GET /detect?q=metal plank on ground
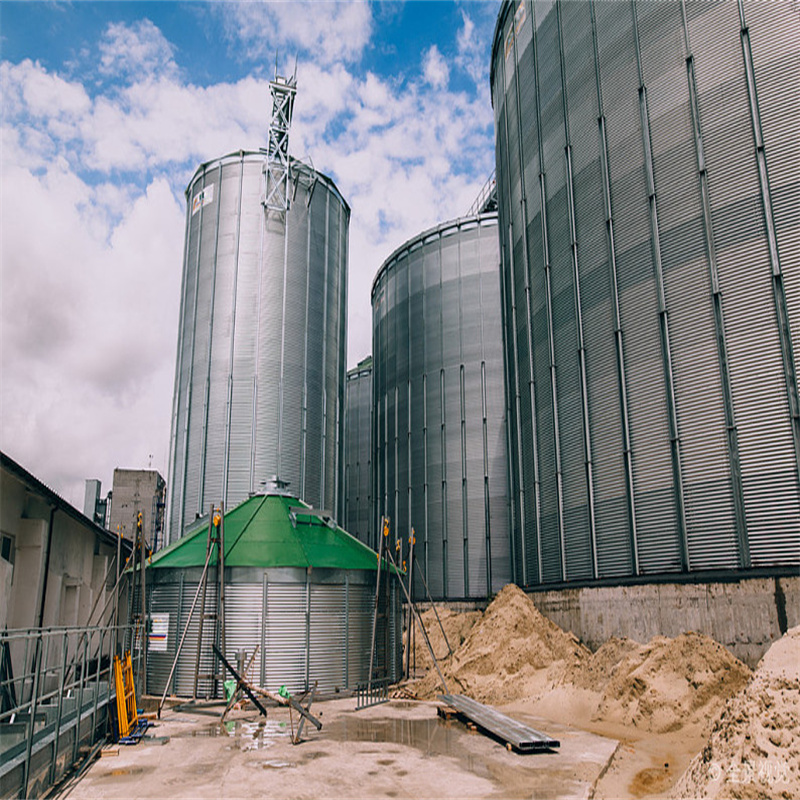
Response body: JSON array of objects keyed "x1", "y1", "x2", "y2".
[{"x1": 438, "y1": 694, "x2": 560, "y2": 753}]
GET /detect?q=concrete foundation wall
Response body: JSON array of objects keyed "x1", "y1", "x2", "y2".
[{"x1": 528, "y1": 576, "x2": 800, "y2": 668}]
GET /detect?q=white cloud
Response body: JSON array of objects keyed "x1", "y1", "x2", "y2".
[
  {"x1": 423, "y1": 44, "x2": 450, "y2": 90},
  {"x1": 216, "y1": 1, "x2": 373, "y2": 66},
  {"x1": 1, "y1": 158, "x2": 184, "y2": 507},
  {"x1": 99, "y1": 19, "x2": 179, "y2": 81},
  {"x1": 456, "y1": 10, "x2": 482, "y2": 85},
  {"x1": 1, "y1": 59, "x2": 91, "y2": 120},
  {"x1": 1, "y1": 8, "x2": 497, "y2": 505}
]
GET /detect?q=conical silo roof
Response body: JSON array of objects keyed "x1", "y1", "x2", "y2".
[{"x1": 150, "y1": 494, "x2": 387, "y2": 571}]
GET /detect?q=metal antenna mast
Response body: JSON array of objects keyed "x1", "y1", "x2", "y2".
[{"x1": 263, "y1": 64, "x2": 297, "y2": 213}]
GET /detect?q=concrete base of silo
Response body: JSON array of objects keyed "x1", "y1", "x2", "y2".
[{"x1": 527, "y1": 573, "x2": 798, "y2": 668}]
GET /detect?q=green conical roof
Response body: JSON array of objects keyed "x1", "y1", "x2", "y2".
[{"x1": 150, "y1": 494, "x2": 392, "y2": 572}]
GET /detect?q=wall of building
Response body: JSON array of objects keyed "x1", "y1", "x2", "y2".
[
  {"x1": 108, "y1": 468, "x2": 166, "y2": 550},
  {"x1": 1, "y1": 454, "x2": 124, "y2": 633},
  {"x1": 491, "y1": 0, "x2": 800, "y2": 588}
]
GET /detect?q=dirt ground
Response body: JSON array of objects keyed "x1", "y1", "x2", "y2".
[{"x1": 66, "y1": 697, "x2": 618, "y2": 800}]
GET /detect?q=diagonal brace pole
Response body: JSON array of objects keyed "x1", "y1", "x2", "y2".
[{"x1": 212, "y1": 644, "x2": 267, "y2": 716}]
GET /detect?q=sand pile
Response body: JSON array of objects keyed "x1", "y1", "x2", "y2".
[
  {"x1": 592, "y1": 632, "x2": 751, "y2": 735},
  {"x1": 411, "y1": 587, "x2": 752, "y2": 739},
  {"x1": 409, "y1": 606, "x2": 481, "y2": 671},
  {"x1": 565, "y1": 636, "x2": 644, "y2": 692},
  {"x1": 672, "y1": 626, "x2": 800, "y2": 799},
  {"x1": 412, "y1": 583, "x2": 589, "y2": 703}
]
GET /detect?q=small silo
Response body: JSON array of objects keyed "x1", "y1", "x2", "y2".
[
  {"x1": 342, "y1": 357, "x2": 373, "y2": 546},
  {"x1": 146, "y1": 490, "x2": 402, "y2": 698},
  {"x1": 371, "y1": 214, "x2": 512, "y2": 601},
  {"x1": 166, "y1": 141, "x2": 349, "y2": 545}
]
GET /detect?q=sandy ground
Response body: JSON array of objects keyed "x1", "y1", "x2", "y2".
[
  {"x1": 66, "y1": 698, "x2": 618, "y2": 800},
  {"x1": 408, "y1": 585, "x2": 798, "y2": 800}
]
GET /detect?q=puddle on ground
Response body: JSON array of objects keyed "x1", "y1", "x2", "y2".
[
  {"x1": 326, "y1": 716, "x2": 486, "y2": 775},
  {"x1": 325, "y1": 715, "x2": 588, "y2": 800},
  {"x1": 260, "y1": 760, "x2": 295, "y2": 770},
  {"x1": 172, "y1": 718, "x2": 292, "y2": 751},
  {"x1": 167, "y1": 710, "x2": 597, "y2": 799}
]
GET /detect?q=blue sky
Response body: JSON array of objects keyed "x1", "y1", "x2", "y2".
[{"x1": 1, "y1": 0, "x2": 500, "y2": 508}]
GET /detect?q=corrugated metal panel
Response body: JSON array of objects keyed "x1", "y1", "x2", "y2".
[
  {"x1": 346, "y1": 581, "x2": 374, "y2": 688},
  {"x1": 223, "y1": 583, "x2": 262, "y2": 683},
  {"x1": 309, "y1": 584, "x2": 347, "y2": 694},
  {"x1": 641, "y1": 0, "x2": 740, "y2": 570},
  {"x1": 146, "y1": 571, "x2": 397, "y2": 699},
  {"x1": 173, "y1": 578, "x2": 218, "y2": 698},
  {"x1": 745, "y1": 2, "x2": 800, "y2": 352},
  {"x1": 371, "y1": 216, "x2": 511, "y2": 600},
  {"x1": 343, "y1": 365, "x2": 373, "y2": 545},
  {"x1": 264, "y1": 581, "x2": 307, "y2": 694},
  {"x1": 146, "y1": 582, "x2": 182, "y2": 696},
  {"x1": 595, "y1": 0, "x2": 682, "y2": 575},
  {"x1": 695, "y1": 1, "x2": 800, "y2": 559}
]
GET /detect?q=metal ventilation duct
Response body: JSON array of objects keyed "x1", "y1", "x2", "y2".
[{"x1": 491, "y1": 0, "x2": 800, "y2": 586}]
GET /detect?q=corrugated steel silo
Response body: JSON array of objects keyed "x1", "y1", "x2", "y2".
[
  {"x1": 166, "y1": 153, "x2": 349, "y2": 544},
  {"x1": 147, "y1": 493, "x2": 402, "y2": 697},
  {"x1": 342, "y1": 357, "x2": 373, "y2": 546},
  {"x1": 491, "y1": 0, "x2": 800, "y2": 586},
  {"x1": 372, "y1": 214, "x2": 512, "y2": 600}
]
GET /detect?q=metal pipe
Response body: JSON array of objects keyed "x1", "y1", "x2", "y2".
[
  {"x1": 73, "y1": 634, "x2": 88, "y2": 764},
  {"x1": 384, "y1": 545, "x2": 448, "y2": 694},
  {"x1": 366, "y1": 517, "x2": 386, "y2": 693},
  {"x1": 36, "y1": 507, "x2": 57, "y2": 629},
  {"x1": 157, "y1": 543, "x2": 216, "y2": 717},
  {"x1": 48, "y1": 629, "x2": 69, "y2": 785},
  {"x1": 21, "y1": 638, "x2": 43, "y2": 799},
  {"x1": 413, "y1": 559, "x2": 452, "y2": 656}
]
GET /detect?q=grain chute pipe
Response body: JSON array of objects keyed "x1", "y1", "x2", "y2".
[{"x1": 157, "y1": 544, "x2": 216, "y2": 718}]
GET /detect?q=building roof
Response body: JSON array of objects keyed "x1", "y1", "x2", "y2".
[
  {"x1": 150, "y1": 493, "x2": 393, "y2": 572},
  {"x1": 0, "y1": 450, "x2": 133, "y2": 554}
]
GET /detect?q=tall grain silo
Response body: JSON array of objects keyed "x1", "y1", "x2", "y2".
[
  {"x1": 491, "y1": 0, "x2": 800, "y2": 587},
  {"x1": 342, "y1": 357, "x2": 373, "y2": 546},
  {"x1": 372, "y1": 214, "x2": 512, "y2": 600},
  {"x1": 166, "y1": 76, "x2": 349, "y2": 544}
]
